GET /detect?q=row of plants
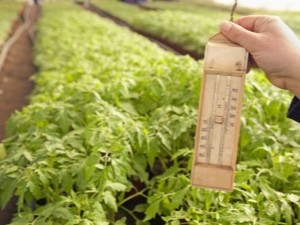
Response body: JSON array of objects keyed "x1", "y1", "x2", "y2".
[
  {"x1": 0, "y1": 2, "x2": 23, "y2": 46},
  {"x1": 174, "y1": 0, "x2": 255, "y2": 15},
  {"x1": 91, "y1": 0, "x2": 227, "y2": 57},
  {"x1": 1, "y1": 1, "x2": 300, "y2": 224},
  {"x1": 142, "y1": 1, "x2": 242, "y2": 18},
  {"x1": 91, "y1": 0, "x2": 300, "y2": 58},
  {"x1": 143, "y1": 1, "x2": 300, "y2": 38},
  {"x1": 0, "y1": 2, "x2": 202, "y2": 224}
]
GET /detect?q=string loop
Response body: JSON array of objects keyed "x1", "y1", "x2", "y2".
[{"x1": 230, "y1": 0, "x2": 238, "y2": 22}]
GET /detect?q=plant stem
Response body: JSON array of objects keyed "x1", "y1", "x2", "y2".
[
  {"x1": 108, "y1": 209, "x2": 115, "y2": 224},
  {"x1": 158, "y1": 155, "x2": 168, "y2": 171},
  {"x1": 119, "y1": 205, "x2": 140, "y2": 222},
  {"x1": 118, "y1": 187, "x2": 149, "y2": 206}
]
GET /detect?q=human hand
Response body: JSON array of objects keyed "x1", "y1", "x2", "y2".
[{"x1": 220, "y1": 16, "x2": 300, "y2": 99}]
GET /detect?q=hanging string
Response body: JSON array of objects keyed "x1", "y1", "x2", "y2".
[{"x1": 230, "y1": 0, "x2": 238, "y2": 22}]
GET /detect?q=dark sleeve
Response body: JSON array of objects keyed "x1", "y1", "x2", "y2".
[{"x1": 287, "y1": 96, "x2": 300, "y2": 123}]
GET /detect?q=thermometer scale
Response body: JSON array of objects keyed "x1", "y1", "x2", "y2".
[{"x1": 191, "y1": 32, "x2": 249, "y2": 191}]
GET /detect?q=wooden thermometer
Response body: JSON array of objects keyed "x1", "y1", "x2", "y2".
[{"x1": 191, "y1": 32, "x2": 249, "y2": 192}]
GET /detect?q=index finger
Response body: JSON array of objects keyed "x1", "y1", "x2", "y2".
[{"x1": 233, "y1": 15, "x2": 281, "y2": 33}]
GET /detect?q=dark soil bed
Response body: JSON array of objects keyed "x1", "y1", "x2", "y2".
[{"x1": 0, "y1": 3, "x2": 40, "y2": 224}]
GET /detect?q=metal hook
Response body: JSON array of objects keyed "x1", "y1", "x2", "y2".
[{"x1": 230, "y1": 0, "x2": 237, "y2": 22}]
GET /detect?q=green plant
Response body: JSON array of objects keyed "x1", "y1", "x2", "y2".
[
  {"x1": 92, "y1": 0, "x2": 225, "y2": 56},
  {"x1": 1, "y1": 2, "x2": 300, "y2": 225},
  {"x1": 0, "y1": 2, "x2": 201, "y2": 224}
]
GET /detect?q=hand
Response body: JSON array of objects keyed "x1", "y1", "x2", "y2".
[{"x1": 220, "y1": 16, "x2": 300, "y2": 99}]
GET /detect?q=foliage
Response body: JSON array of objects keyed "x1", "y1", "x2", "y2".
[
  {"x1": 142, "y1": 1, "x2": 242, "y2": 18},
  {"x1": 176, "y1": 0, "x2": 255, "y2": 15},
  {"x1": 158, "y1": 71, "x2": 300, "y2": 224},
  {"x1": 91, "y1": 0, "x2": 300, "y2": 56},
  {"x1": 143, "y1": 1, "x2": 300, "y2": 38},
  {"x1": 92, "y1": 0, "x2": 225, "y2": 56},
  {"x1": 1, "y1": 2, "x2": 201, "y2": 224},
  {"x1": 1, "y1": 1, "x2": 300, "y2": 225}
]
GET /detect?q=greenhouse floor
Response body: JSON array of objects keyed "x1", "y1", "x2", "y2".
[{"x1": 0, "y1": 3, "x2": 40, "y2": 224}]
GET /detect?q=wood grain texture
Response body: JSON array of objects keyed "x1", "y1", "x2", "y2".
[{"x1": 191, "y1": 32, "x2": 248, "y2": 192}]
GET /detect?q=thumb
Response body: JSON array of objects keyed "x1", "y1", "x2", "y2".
[{"x1": 220, "y1": 21, "x2": 258, "y2": 51}]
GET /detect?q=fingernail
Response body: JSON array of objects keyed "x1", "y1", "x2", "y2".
[{"x1": 221, "y1": 21, "x2": 232, "y2": 33}]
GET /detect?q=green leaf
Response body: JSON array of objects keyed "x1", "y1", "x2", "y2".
[
  {"x1": 136, "y1": 221, "x2": 150, "y2": 225},
  {"x1": 115, "y1": 217, "x2": 126, "y2": 225},
  {"x1": 9, "y1": 218, "x2": 31, "y2": 225},
  {"x1": 23, "y1": 150, "x2": 33, "y2": 162},
  {"x1": 240, "y1": 160, "x2": 263, "y2": 168},
  {"x1": 97, "y1": 222, "x2": 110, "y2": 225},
  {"x1": 170, "y1": 219, "x2": 180, "y2": 225},
  {"x1": 269, "y1": 168, "x2": 288, "y2": 182},
  {"x1": 65, "y1": 219, "x2": 81, "y2": 225},
  {"x1": 132, "y1": 154, "x2": 148, "y2": 183},
  {"x1": 235, "y1": 169, "x2": 254, "y2": 184},
  {"x1": 287, "y1": 194, "x2": 300, "y2": 203},
  {"x1": 76, "y1": 169, "x2": 86, "y2": 191},
  {"x1": 173, "y1": 120, "x2": 189, "y2": 139},
  {"x1": 103, "y1": 191, "x2": 117, "y2": 211},
  {"x1": 5, "y1": 166, "x2": 18, "y2": 174},
  {"x1": 157, "y1": 132, "x2": 171, "y2": 150},
  {"x1": 37, "y1": 169, "x2": 49, "y2": 187},
  {"x1": 0, "y1": 143, "x2": 6, "y2": 160},
  {"x1": 281, "y1": 163, "x2": 296, "y2": 179},
  {"x1": 34, "y1": 203, "x2": 57, "y2": 218},
  {"x1": 119, "y1": 101, "x2": 138, "y2": 115},
  {"x1": 62, "y1": 172, "x2": 73, "y2": 194},
  {"x1": 204, "y1": 189, "x2": 213, "y2": 211},
  {"x1": 171, "y1": 186, "x2": 190, "y2": 208},
  {"x1": 156, "y1": 166, "x2": 179, "y2": 180},
  {"x1": 52, "y1": 207, "x2": 74, "y2": 219},
  {"x1": 144, "y1": 199, "x2": 161, "y2": 221},
  {"x1": 81, "y1": 219, "x2": 92, "y2": 225},
  {"x1": 27, "y1": 179, "x2": 42, "y2": 199},
  {"x1": 258, "y1": 176, "x2": 276, "y2": 200},
  {"x1": 95, "y1": 164, "x2": 104, "y2": 170},
  {"x1": 90, "y1": 202, "x2": 108, "y2": 222},
  {"x1": 281, "y1": 199, "x2": 292, "y2": 225},
  {"x1": 134, "y1": 203, "x2": 148, "y2": 213},
  {"x1": 105, "y1": 181, "x2": 126, "y2": 192},
  {"x1": 33, "y1": 217, "x2": 47, "y2": 225},
  {"x1": 171, "y1": 148, "x2": 191, "y2": 161},
  {"x1": 58, "y1": 109, "x2": 71, "y2": 134},
  {"x1": 1, "y1": 178, "x2": 17, "y2": 208}
]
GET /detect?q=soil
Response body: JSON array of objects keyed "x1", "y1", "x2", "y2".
[
  {"x1": 0, "y1": 3, "x2": 40, "y2": 224},
  {"x1": 82, "y1": 3, "x2": 204, "y2": 60}
]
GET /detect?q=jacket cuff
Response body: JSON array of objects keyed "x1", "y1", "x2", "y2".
[{"x1": 287, "y1": 96, "x2": 300, "y2": 123}]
